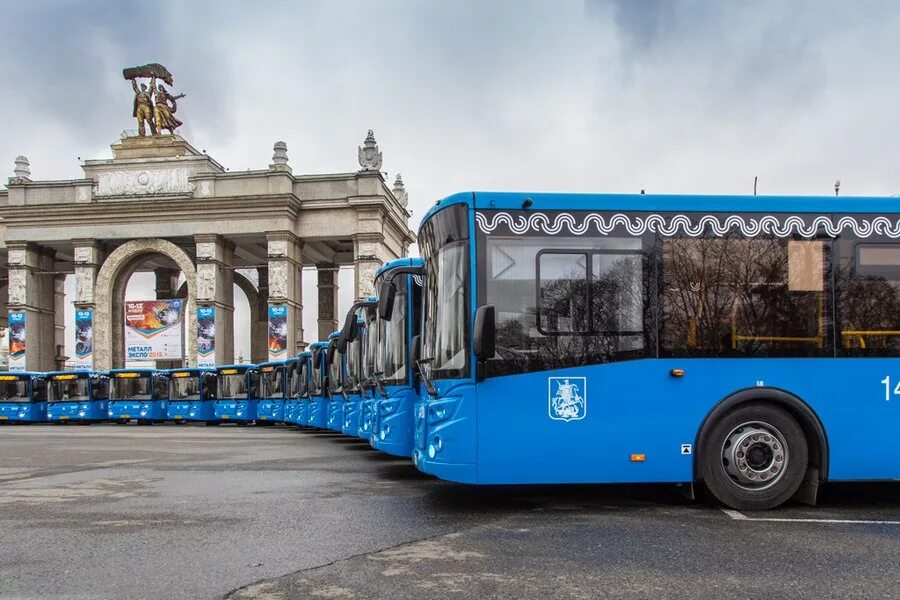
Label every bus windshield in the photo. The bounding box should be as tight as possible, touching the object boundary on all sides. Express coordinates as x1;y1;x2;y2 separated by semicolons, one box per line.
219;373;248;400
420;204;469;379
363;310;378;383
311;351;324;394
298;361;309;397
382;276;408;384
347;334;361;391
329;347;344;392
259;367;284;399
0;378;29;402
48;377;90;402
171;374;201;400
110;374;153;401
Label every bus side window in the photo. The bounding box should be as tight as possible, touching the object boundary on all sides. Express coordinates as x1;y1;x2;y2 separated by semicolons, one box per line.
836;239;900;356
537;252;589;334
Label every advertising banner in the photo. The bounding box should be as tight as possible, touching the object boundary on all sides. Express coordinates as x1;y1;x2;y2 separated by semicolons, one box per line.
197;306;216;367
74;309;93;370
125;299;184;361
268;305;288;361
8;312;25;372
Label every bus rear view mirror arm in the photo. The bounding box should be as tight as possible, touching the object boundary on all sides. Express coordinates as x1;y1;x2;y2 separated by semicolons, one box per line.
474;304;496;362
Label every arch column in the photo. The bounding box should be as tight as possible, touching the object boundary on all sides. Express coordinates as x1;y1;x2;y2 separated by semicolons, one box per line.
6;242;59;371
72;240;103;370
195;234;235;366
234;271;266;364
93;239;198;371
266;231;303;360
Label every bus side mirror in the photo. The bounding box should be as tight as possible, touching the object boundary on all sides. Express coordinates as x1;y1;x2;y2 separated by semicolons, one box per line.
326;346;335;366
340;309;357;341
378;280;396;321
473;305;496;362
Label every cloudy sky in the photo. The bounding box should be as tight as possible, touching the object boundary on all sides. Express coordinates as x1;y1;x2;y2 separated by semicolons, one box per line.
3;0;900;361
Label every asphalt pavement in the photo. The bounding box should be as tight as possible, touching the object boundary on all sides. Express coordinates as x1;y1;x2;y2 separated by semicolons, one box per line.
0;425;898;600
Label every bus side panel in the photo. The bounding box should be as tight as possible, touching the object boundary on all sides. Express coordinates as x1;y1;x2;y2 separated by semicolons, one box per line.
475;358;900;484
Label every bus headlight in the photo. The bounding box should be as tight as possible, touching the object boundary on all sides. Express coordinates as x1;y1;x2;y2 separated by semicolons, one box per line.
108;410;113;416
18;412;26;418
427;444;437;459
433;435;443;452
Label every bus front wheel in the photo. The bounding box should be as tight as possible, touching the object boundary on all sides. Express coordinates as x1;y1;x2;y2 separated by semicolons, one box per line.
700;403;808;511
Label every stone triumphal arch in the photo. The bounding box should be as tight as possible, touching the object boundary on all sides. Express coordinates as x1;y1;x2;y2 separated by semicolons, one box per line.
0;129;414;370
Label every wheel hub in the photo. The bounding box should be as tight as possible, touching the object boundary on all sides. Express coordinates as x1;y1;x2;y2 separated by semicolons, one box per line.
721;422;788;491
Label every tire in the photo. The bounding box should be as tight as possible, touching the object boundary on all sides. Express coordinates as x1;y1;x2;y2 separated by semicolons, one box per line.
700;402;808;511
205;421;219;426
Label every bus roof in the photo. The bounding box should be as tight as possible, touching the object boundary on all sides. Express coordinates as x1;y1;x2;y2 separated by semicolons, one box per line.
375;257;424;278
419;191;900;233
0;371;44;377
108;368;157;374
216;364;256;371
45;370;101;377
328;331;340;340
299;350;311;358
167;367;216;374
309;341;328;350
256;360;286;368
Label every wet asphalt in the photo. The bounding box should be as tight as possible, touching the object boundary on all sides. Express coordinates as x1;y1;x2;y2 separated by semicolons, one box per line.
0;424;898;600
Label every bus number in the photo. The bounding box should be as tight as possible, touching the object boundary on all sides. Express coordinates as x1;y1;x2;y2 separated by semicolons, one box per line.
880;376;900;401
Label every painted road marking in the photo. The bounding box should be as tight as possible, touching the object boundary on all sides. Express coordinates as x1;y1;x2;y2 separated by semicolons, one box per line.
721;508;900;525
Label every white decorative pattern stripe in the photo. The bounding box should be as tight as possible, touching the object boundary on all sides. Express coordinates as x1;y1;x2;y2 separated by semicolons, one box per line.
412;274;424;287
475;212;900;239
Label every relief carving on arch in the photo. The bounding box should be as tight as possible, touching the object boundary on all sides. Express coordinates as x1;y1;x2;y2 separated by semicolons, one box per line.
196;263;216;301
8;270;26;305
74;267;94;304
268;261;289;299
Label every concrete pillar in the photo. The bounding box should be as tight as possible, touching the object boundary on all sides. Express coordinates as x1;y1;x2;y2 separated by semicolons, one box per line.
353;233;384;300
6;242;58;372
266;231;302;361
194;235;235;366
72;239;102;371
251;268;269;363
53;275;66;370
317;265;339;341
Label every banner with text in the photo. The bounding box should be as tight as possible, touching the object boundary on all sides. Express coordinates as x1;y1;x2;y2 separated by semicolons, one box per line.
197;306;216;367
8;312;25;372
268;305;288;361
74;309;93;370
125;299;184;361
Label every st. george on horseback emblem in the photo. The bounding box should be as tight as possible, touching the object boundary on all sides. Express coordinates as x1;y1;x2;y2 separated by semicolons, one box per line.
548;377;586;422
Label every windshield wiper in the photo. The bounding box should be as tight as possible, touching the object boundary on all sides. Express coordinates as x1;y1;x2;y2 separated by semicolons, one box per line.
415;358;437;396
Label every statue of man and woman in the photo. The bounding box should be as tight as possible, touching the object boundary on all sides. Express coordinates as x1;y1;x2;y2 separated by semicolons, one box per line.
131;74;186;137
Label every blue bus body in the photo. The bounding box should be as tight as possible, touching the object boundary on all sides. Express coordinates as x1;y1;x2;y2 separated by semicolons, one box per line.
326;332;345;431
371;258;424;457
341;318;366;436
413;191;900;510
0;372;48;423
46;371;109;423
257;360;289;423
278;357;300;425
214;364;259;423
307;342;329;428
356;300;380;440
167;368;217;423
108;369;169;423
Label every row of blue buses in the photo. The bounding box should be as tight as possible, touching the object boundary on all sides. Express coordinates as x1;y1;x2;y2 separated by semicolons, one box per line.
0;364;259;425
10;189;900;511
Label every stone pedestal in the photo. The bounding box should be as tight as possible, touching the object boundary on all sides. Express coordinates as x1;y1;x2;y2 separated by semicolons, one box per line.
6;242;59;371
194;235;235;366
317;265;340;341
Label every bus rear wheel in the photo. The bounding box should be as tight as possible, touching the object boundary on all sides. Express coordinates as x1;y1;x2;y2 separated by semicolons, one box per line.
700;403;808;511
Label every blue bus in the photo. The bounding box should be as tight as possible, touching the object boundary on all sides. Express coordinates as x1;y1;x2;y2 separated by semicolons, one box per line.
340;316;366;436
306;342;329;428
168;368;217;424
0;372;48;423
214;364;259;423
370;258;424;456
47;371;109;423
257;360;289;424
357;301;380;440
108;369;170;424
412;191;900;510
326;331;346;431
292;350;312;426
